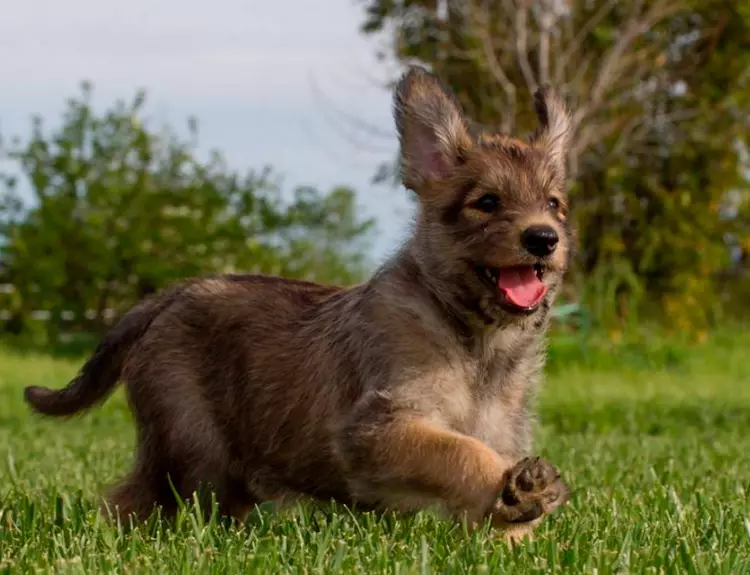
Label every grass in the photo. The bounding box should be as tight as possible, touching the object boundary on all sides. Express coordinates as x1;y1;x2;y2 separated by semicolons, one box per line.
1;328;750;573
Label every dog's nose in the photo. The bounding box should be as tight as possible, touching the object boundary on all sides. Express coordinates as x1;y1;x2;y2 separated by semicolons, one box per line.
521;225;559;257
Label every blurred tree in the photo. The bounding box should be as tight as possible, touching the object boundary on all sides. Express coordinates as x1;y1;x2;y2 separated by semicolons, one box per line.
0;83;374;342
356;0;750;333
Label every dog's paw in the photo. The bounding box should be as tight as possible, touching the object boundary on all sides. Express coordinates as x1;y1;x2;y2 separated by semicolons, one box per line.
489;456;570;525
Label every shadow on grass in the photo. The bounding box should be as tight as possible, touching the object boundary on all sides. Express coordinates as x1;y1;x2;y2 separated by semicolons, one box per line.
1;327;707;367
545;333;693;374
0;332;100;360
541;400;750;435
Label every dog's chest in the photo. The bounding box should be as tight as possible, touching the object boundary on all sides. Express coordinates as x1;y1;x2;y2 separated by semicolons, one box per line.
447;336;538;458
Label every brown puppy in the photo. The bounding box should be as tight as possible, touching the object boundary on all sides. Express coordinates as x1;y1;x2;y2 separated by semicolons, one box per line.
25;66;574;540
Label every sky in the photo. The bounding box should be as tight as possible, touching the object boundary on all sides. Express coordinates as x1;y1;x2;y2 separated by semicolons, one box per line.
0;0;415;263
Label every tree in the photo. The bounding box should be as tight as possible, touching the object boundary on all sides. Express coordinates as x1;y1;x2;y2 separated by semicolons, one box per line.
0;83;375;342
356;0;750;332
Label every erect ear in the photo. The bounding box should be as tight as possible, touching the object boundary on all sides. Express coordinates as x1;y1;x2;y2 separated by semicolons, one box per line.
530;85;572;173
393;67;472;192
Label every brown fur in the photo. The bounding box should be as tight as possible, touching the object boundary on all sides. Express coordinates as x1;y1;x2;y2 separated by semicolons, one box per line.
24;67;574;539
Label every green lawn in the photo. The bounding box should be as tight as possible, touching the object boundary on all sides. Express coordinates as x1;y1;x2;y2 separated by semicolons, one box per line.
1;329;750;573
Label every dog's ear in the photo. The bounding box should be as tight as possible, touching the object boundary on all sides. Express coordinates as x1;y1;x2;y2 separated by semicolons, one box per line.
530;86;572;173
394;67;472;193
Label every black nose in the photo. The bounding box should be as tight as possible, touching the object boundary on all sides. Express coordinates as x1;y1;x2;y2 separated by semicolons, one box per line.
521;225;559;257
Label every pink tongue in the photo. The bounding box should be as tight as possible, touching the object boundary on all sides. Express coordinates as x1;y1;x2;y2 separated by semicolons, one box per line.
497;267;547;308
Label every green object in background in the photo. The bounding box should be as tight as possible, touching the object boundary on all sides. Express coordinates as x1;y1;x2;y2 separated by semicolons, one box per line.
551;303;580;320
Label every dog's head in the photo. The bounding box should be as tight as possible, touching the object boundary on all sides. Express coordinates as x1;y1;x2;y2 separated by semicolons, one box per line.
395;67;573;325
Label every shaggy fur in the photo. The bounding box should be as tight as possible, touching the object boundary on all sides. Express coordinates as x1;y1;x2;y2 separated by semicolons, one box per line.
25;66;574;540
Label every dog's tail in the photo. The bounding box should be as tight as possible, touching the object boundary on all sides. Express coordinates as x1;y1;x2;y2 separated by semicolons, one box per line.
24;285;185;417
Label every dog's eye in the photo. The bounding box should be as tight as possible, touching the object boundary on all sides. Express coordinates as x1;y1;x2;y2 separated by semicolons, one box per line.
474;194;499;214
547;197;560;211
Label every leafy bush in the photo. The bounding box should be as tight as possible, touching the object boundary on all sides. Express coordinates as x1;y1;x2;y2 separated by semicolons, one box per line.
0;84;374;343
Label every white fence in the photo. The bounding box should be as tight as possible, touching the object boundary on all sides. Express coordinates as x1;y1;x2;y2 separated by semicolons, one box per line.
0;283;119;323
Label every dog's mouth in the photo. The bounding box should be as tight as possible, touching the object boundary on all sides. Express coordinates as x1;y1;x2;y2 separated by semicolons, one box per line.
477;264;548;314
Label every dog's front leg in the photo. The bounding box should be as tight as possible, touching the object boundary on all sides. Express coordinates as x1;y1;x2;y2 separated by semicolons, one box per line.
337;404;569;531
339;414;508;524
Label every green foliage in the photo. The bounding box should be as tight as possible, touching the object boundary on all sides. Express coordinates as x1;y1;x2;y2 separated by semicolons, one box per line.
358;0;750;335
0;84;374;342
2;328;750;572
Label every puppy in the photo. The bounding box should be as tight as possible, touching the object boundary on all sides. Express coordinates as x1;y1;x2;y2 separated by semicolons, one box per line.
25;66;573;539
